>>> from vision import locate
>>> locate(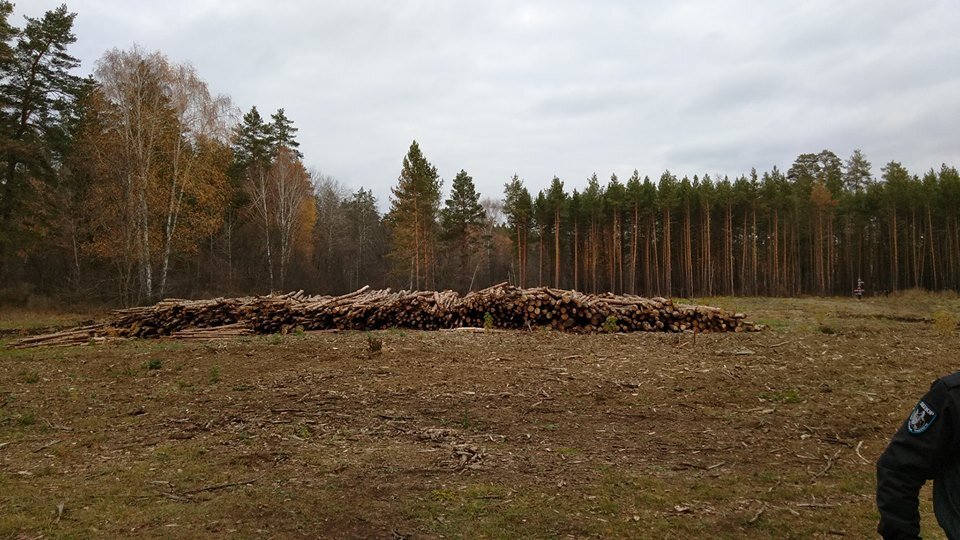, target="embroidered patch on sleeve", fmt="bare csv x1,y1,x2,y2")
908,401,937,434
